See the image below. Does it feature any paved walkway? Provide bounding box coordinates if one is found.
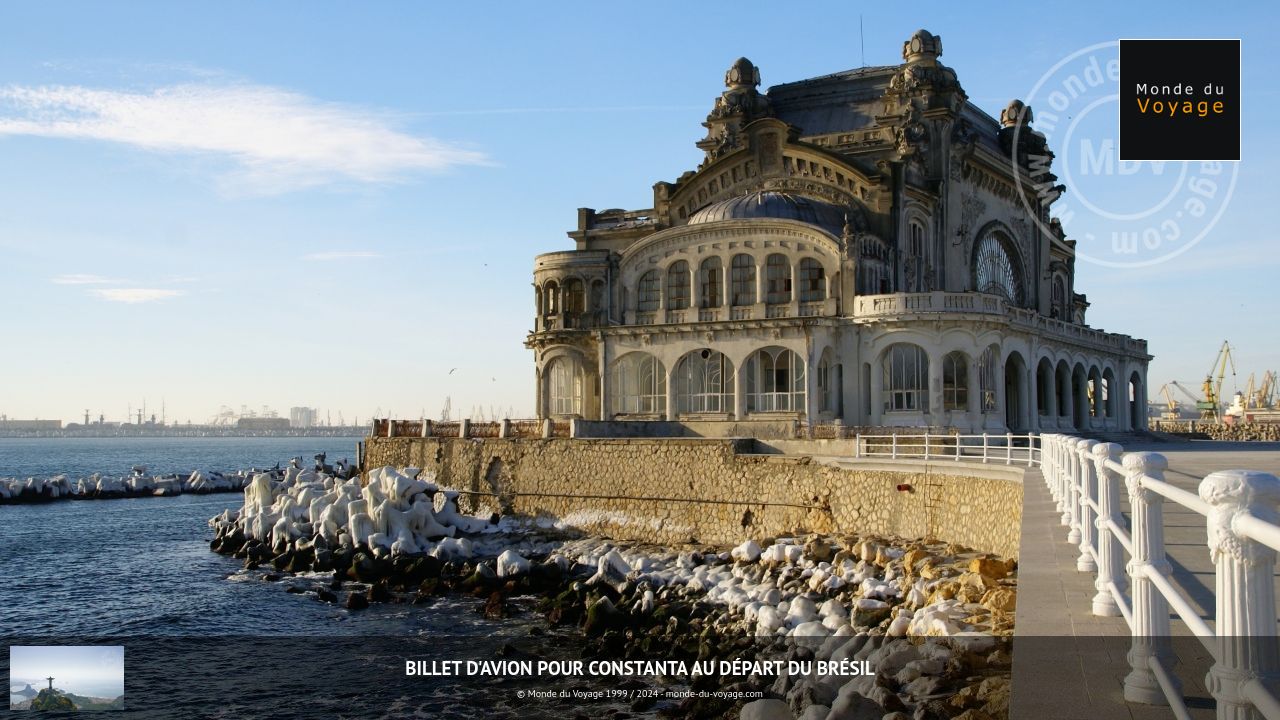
[1012,440,1280,719]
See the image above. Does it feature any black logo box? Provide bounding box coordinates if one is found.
[1119,39,1240,161]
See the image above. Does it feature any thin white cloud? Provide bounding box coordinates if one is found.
[303,250,382,261]
[52,273,115,285]
[0,83,489,194]
[89,288,183,304]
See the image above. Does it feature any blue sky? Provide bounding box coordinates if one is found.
[9,645,124,698]
[1,1,1276,424]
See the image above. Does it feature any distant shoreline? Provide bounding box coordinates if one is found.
[0,428,370,439]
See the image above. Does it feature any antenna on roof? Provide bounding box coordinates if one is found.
[860,15,866,67]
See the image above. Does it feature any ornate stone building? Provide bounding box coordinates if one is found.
[527,30,1149,434]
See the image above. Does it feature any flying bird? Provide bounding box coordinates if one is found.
[449,368,457,375]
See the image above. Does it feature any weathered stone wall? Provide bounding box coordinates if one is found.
[364,437,1025,559]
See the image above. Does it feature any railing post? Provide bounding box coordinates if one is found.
[923,432,930,460]
[854,433,861,459]
[891,433,898,459]
[982,433,989,463]
[1028,432,1037,467]
[499,418,511,438]
[955,432,961,461]
[385,419,394,438]
[1199,470,1280,720]
[1076,439,1099,572]
[1006,432,1013,465]
[541,418,553,439]
[1122,451,1177,705]
[459,418,470,438]
[1066,439,1083,543]
[1091,442,1125,616]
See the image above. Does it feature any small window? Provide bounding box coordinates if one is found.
[666,261,690,310]
[637,270,661,311]
[798,258,825,302]
[699,257,723,309]
[731,254,756,306]
[765,254,791,304]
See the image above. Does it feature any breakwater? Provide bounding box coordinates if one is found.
[207,463,1017,719]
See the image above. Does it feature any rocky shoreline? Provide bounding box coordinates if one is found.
[208,465,1016,720]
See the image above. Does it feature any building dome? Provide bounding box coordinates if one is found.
[686,191,847,235]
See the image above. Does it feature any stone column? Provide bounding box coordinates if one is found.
[967,359,981,432]
[665,361,678,421]
[995,357,1007,431]
[1122,451,1179,704]
[598,339,610,420]
[734,359,748,420]
[1199,470,1280,720]
[927,350,943,424]
[870,357,884,426]
[1029,363,1039,425]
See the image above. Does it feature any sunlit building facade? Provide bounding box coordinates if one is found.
[527,30,1149,433]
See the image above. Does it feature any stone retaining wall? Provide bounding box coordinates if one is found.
[364,437,1025,559]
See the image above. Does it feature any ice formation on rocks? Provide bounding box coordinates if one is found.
[210,465,497,561]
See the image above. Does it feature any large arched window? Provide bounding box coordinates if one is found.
[978,345,999,413]
[744,347,805,412]
[942,351,968,411]
[666,261,690,310]
[699,257,723,308]
[765,254,791,304]
[882,344,928,412]
[973,229,1025,305]
[674,349,734,414]
[547,356,583,416]
[798,258,825,302]
[731,254,756,306]
[637,270,661,311]
[610,353,666,415]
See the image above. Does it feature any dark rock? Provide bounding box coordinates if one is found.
[583,597,626,638]
[368,580,392,603]
[345,592,369,610]
[482,591,508,620]
[316,589,337,603]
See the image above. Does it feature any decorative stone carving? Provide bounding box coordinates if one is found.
[1199,470,1280,565]
[698,57,774,165]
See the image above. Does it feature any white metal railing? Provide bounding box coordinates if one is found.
[851,431,1040,466]
[1040,433,1280,720]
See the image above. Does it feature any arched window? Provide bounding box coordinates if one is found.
[1051,276,1067,319]
[882,344,928,412]
[535,286,543,316]
[547,357,583,416]
[905,220,926,292]
[798,258,825,302]
[744,347,805,412]
[699,257,723,308]
[564,278,585,315]
[942,351,968,411]
[765,254,791,304]
[978,346,999,413]
[666,261,690,310]
[544,280,559,315]
[610,353,666,415]
[637,270,661,311]
[731,254,756,306]
[675,349,734,414]
[973,229,1025,305]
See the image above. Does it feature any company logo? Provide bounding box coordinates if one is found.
[1011,41,1238,268]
